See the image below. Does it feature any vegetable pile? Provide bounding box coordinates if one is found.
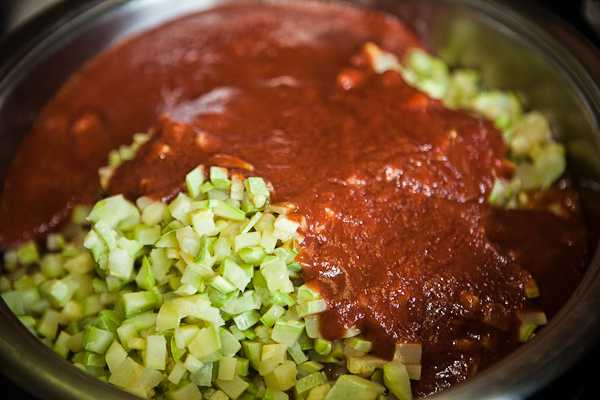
[0,44,563,400]
[1,165,420,400]
[364,43,566,208]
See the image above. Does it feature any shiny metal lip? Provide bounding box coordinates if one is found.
[1,1,599,399]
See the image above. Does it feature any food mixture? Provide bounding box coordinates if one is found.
[0,2,590,399]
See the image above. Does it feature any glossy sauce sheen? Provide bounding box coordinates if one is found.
[0,2,588,396]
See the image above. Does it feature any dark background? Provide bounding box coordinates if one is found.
[0,0,599,399]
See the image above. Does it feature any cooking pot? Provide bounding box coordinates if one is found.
[1,1,599,399]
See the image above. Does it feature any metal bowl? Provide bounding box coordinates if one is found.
[1,1,599,399]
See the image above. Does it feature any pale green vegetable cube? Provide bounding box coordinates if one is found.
[167,382,203,400]
[41,279,75,307]
[17,241,39,266]
[307,384,331,400]
[156,302,182,332]
[214,200,246,221]
[63,252,94,275]
[192,362,214,387]
[37,309,61,339]
[1,291,26,316]
[185,354,205,373]
[176,226,201,256]
[121,291,159,317]
[46,233,66,251]
[210,390,229,400]
[84,326,114,354]
[192,209,217,236]
[88,195,140,229]
[273,216,299,241]
[216,374,249,399]
[240,212,262,234]
[304,316,321,339]
[345,337,373,354]
[108,248,134,279]
[532,143,566,189]
[145,335,167,370]
[325,375,384,400]
[264,388,289,400]
[238,246,265,265]
[314,339,332,356]
[210,275,237,294]
[3,250,18,271]
[510,112,551,156]
[261,304,285,328]
[264,360,296,391]
[40,254,65,279]
[168,362,187,384]
[242,341,262,370]
[189,325,222,359]
[471,91,522,129]
[175,325,200,349]
[383,361,412,400]
[233,310,261,331]
[68,332,84,352]
[53,331,71,358]
[186,165,206,198]
[109,357,144,389]
[222,291,261,315]
[134,224,161,245]
[210,166,230,187]
[393,343,422,364]
[223,259,251,291]
[234,232,261,252]
[260,258,293,294]
[142,202,167,226]
[297,299,327,317]
[168,193,194,222]
[218,356,238,381]
[261,343,287,363]
[136,257,156,290]
[106,340,128,373]
[347,356,385,376]
[136,368,164,396]
[235,357,249,376]
[271,320,305,347]
[296,372,327,395]
[245,177,269,208]
[220,328,242,356]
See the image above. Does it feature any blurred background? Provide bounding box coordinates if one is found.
[1,0,600,39]
[0,0,599,399]
[1,0,60,33]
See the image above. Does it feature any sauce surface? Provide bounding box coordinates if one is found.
[0,2,588,396]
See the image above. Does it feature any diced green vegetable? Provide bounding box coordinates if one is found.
[121,291,159,317]
[167,362,187,384]
[218,356,238,380]
[261,258,293,294]
[296,372,327,395]
[216,374,250,399]
[106,340,128,373]
[186,166,206,199]
[88,195,140,229]
[383,361,412,400]
[325,374,385,400]
[84,326,114,354]
[189,325,222,359]
[393,343,422,364]
[271,320,304,347]
[145,335,167,370]
[167,382,203,400]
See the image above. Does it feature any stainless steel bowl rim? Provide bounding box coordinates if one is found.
[1,1,600,399]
